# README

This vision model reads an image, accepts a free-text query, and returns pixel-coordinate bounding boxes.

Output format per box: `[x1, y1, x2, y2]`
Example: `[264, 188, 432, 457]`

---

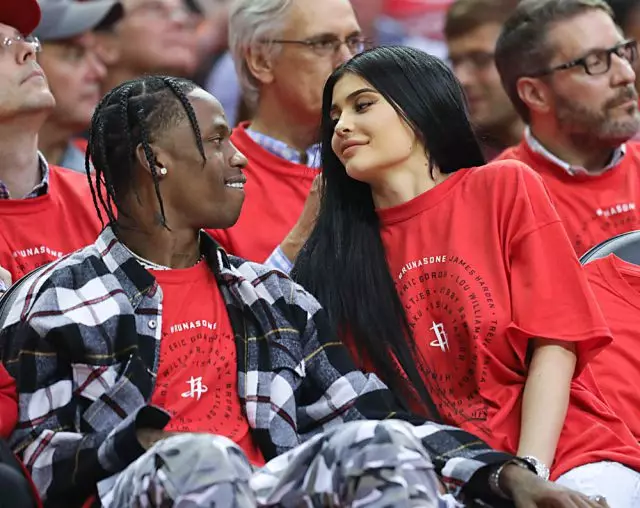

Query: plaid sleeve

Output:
[287, 281, 512, 501]
[1, 320, 169, 505]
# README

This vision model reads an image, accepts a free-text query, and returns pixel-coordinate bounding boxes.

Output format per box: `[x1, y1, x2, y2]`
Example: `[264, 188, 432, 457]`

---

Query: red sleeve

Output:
[504, 164, 612, 373]
[0, 363, 17, 438]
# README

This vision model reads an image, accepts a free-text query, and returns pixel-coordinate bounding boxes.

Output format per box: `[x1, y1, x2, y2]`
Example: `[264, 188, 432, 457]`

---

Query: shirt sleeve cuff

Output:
[265, 246, 294, 275]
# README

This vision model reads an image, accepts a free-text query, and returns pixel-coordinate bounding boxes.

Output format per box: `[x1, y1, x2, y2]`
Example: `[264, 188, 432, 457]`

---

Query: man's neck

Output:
[0, 122, 44, 199]
[529, 123, 617, 173]
[250, 99, 319, 152]
[479, 118, 525, 153]
[39, 120, 75, 167]
[116, 216, 202, 270]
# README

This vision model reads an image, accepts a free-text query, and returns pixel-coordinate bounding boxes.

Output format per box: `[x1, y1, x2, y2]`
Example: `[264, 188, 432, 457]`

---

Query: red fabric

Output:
[17, 459, 43, 508]
[150, 262, 265, 466]
[497, 140, 640, 256]
[72, 138, 88, 155]
[0, 364, 17, 439]
[371, 160, 640, 479]
[583, 255, 640, 440]
[383, 0, 452, 17]
[1, 0, 40, 35]
[0, 166, 102, 282]
[0, 367, 42, 507]
[81, 497, 95, 508]
[208, 123, 319, 262]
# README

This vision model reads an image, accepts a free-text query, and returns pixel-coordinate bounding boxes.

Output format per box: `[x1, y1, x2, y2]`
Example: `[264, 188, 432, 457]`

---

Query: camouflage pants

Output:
[109, 419, 462, 507]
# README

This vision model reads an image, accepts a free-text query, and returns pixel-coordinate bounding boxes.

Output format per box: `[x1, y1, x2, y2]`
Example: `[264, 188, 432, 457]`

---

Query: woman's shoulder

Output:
[456, 161, 552, 217]
[469, 158, 540, 176]
[464, 159, 545, 190]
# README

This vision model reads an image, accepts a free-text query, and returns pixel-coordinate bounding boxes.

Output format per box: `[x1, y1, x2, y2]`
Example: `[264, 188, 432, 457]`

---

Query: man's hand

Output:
[501, 464, 609, 507]
[280, 174, 323, 263]
[0, 265, 11, 293]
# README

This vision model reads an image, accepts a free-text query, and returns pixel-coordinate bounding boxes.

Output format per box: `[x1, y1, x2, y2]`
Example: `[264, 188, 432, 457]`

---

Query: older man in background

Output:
[96, 0, 200, 93]
[36, 0, 123, 172]
[209, 0, 365, 272]
[0, 0, 102, 283]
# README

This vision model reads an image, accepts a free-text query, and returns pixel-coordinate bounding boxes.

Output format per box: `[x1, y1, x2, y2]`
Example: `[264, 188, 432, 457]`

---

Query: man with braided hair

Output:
[1, 75, 609, 508]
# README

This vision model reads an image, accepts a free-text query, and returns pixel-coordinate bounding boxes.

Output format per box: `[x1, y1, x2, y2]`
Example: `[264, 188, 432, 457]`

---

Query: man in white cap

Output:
[36, 0, 123, 171]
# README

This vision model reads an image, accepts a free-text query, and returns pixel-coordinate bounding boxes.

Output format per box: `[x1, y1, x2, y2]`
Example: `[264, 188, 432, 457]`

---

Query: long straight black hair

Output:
[292, 46, 485, 418]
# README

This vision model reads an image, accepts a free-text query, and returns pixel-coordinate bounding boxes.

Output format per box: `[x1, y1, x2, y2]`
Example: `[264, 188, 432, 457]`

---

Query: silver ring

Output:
[589, 495, 606, 502]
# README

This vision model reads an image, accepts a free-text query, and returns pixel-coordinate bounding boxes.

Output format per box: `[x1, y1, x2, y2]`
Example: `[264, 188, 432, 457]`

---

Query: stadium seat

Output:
[579, 230, 640, 265]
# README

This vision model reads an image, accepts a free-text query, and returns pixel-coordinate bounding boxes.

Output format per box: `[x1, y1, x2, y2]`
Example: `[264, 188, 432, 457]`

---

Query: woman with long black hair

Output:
[293, 45, 640, 505]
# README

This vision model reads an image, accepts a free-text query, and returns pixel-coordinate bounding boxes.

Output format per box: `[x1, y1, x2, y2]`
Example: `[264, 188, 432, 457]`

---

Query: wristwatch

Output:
[520, 455, 550, 481]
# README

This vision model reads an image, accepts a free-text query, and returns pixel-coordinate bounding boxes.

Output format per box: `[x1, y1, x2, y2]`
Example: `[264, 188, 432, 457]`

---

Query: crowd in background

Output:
[0, 0, 639, 507]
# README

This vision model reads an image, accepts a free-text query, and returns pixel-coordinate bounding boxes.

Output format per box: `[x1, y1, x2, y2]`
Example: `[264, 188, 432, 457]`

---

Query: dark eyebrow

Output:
[330, 87, 378, 114]
[204, 120, 231, 138]
[574, 39, 627, 60]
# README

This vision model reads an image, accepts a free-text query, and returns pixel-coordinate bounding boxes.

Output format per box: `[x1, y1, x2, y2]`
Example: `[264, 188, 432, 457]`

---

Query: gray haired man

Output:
[210, 0, 364, 272]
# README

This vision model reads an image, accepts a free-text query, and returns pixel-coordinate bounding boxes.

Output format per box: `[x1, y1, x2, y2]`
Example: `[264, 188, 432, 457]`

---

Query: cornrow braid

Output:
[86, 87, 120, 227]
[85, 125, 104, 227]
[85, 76, 204, 230]
[102, 83, 137, 225]
[162, 77, 206, 164]
[96, 120, 113, 223]
[135, 105, 169, 228]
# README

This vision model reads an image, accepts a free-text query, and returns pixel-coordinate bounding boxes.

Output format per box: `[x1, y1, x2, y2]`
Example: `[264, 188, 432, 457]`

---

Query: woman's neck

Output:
[370, 161, 443, 209]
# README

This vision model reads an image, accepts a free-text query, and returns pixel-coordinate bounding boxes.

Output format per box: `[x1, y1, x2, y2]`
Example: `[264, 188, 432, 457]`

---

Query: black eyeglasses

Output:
[530, 39, 638, 77]
[266, 35, 369, 57]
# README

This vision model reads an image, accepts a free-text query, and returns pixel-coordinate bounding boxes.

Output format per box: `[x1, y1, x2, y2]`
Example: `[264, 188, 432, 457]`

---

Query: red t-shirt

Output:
[209, 123, 319, 262]
[372, 160, 640, 479]
[150, 261, 265, 466]
[498, 140, 640, 256]
[72, 138, 88, 155]
[383, 0, 452, 17]
[583, 254, 640, 440]
[0, 165, 102, 281]
[0, 364, 17, 438]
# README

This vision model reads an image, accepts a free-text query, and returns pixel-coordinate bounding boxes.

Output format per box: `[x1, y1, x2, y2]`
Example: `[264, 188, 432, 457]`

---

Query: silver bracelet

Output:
[489, 459, 531, 499]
